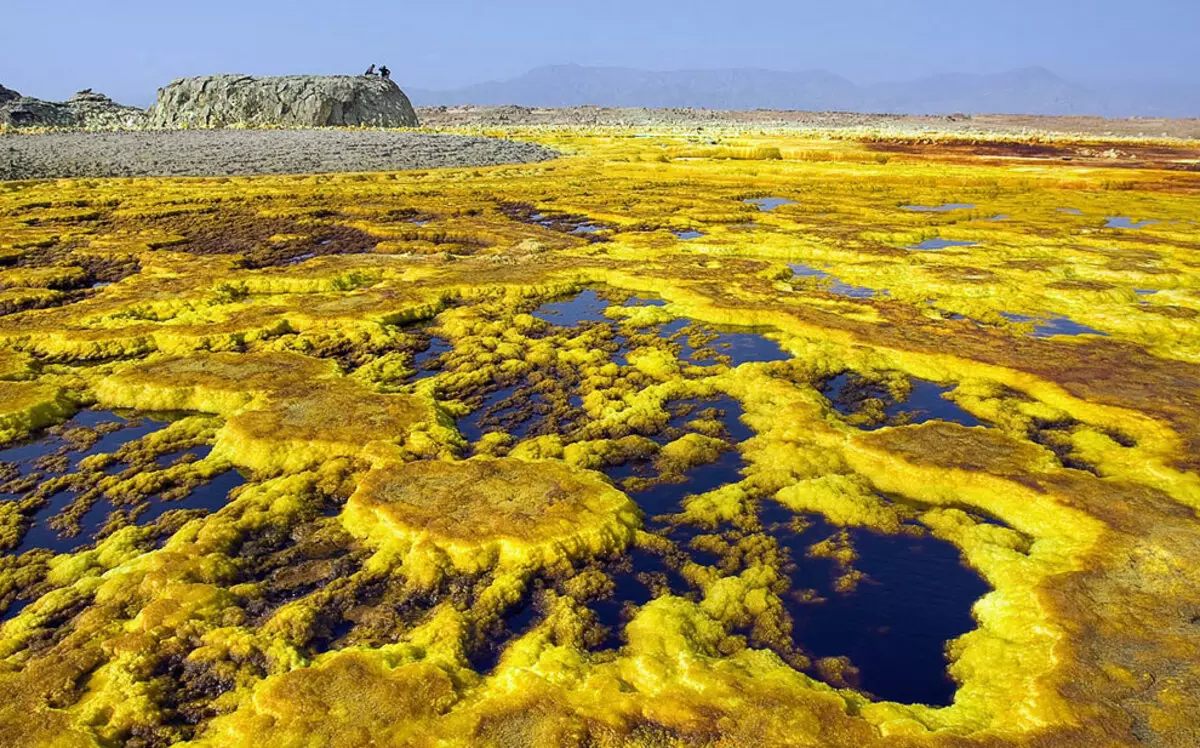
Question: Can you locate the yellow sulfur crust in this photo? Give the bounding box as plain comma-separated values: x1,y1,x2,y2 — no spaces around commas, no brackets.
0,127,1196,746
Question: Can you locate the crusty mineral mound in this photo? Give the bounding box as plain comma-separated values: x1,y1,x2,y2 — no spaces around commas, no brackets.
344,458,641,572
148,74,420,129
0,88,145,129
65,90,147,129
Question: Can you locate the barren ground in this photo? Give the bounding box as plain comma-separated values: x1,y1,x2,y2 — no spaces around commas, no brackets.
417,105,1200,139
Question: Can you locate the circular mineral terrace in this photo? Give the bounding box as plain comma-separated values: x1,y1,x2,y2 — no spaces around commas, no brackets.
218,384,443,473
344,457,641,571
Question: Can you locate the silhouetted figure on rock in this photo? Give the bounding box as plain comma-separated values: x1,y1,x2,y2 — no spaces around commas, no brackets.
379,65,391,80
364,64,377,76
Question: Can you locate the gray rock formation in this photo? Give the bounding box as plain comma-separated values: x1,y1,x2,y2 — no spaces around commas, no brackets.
65,90,147,129
148,75,420,129
0,88,145,129
0,97,74,128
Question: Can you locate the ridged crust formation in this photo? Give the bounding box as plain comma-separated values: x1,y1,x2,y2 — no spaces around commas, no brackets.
345,458,641,572
0,128,1196,746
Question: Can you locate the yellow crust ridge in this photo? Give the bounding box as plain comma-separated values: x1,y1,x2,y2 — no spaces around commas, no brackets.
0,128,1196,746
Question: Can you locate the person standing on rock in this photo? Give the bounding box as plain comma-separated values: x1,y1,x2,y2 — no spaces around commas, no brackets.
379,65,391,80
364,64,377,76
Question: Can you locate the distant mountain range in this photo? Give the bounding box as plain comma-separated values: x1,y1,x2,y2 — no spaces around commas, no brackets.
408,65,1199,118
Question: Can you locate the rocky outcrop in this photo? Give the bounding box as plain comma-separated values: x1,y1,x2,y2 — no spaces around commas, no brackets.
148,75,420,129
0,88,145,129
0,97,74,129
65,90,147,129
0,76,419,131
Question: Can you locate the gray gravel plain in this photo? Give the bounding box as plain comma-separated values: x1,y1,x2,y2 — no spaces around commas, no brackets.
0,129,559,180
417,105,1200,139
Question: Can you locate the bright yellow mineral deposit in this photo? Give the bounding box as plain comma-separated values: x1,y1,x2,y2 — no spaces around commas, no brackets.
0,128,1196,746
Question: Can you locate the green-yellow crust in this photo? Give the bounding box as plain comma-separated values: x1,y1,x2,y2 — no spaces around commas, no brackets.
216,383,443,473
0,128,1196,746
93,352,340,414
344,457,641,572
94,352,455,473
0,380,75,445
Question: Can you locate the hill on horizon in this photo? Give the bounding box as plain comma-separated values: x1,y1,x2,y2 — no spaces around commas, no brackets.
408,64,1199,118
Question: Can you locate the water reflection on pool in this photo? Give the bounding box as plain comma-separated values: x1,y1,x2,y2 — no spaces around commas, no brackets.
789,263,882,298
1001,312,1107,338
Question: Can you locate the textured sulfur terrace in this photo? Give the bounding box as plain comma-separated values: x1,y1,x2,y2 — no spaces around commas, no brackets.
345,458,640,572
0,381,73,444
0,128,1196,747
93,352,341,414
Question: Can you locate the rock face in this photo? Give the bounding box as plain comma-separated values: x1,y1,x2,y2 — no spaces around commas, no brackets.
64,91,147,129
148,75,420,129
0,88,145,129
0,97,73,129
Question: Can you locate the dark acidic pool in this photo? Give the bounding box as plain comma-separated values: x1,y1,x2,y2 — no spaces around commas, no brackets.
592,547,690,649
609,396,750,515
443,292,991,704
0,411,169,492
532,288,611,326
459,385,555,444
822,374,983,429
658,319,789,368
136,470,246,525
762,501,989,705
1,411,242,555
745,197,796,212
526,211,610,237
908,239,979,251
457,291,789,444
412,333,453,379
789,264,881,299
1001,313,1107,338
1105,216,1158,229
624,295,667,307
469,583,546,673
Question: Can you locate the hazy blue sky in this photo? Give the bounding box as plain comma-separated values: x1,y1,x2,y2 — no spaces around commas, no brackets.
3,0,1196,105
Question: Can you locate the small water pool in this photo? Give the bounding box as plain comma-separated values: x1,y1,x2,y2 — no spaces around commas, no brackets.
0,411,171,487
1,411,242,555
1001,313,1107,338
624,295,668,307
1106,216,1158,230
532,288,611,325
136,470,246,526
659,319,789,368
789,264,881,299
822,374,982,430
908,239,979,251
513,207,611,237
411,334,453,380
745,197,796,212
763,501,989,705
